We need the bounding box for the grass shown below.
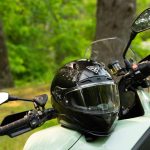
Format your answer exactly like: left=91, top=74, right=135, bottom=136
left=0, top=84, right=58, bottom=150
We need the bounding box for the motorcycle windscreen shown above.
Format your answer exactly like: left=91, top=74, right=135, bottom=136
left=85, top=37, right=126, bottom=69
left=65, top=84, right=120, bottom=114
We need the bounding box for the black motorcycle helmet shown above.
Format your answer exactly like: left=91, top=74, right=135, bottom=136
left=51, top=59, right=120, bottom=137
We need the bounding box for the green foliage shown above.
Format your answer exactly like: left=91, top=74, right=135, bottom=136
left=0, top=0, right=96, bottom=86
left=137, top=0, right=150, bottom=13
left=128, top=30, right=150, bottom=62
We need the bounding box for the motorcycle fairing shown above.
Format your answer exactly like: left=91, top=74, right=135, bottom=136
left=24, top=116, right=150, bottom=150
left=23, top=125, right=81, bottom=150
left=132, top=127, right=150, bottom=150
left=24, top=90, right=150, bottom=150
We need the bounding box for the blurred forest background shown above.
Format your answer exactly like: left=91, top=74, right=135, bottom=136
left=0, top=0, right=150, bottom=149
left=0, top=0, right=149, bottom=88
left=0, top=0, right=96, bottom=88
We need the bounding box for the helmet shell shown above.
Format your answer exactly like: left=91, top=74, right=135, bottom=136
left=51, top=59, right=119, bottom=136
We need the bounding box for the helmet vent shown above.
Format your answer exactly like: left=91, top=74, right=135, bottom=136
left=80, top=80, right=92, bottom=84
left=73, top=63, right=78, bottom=69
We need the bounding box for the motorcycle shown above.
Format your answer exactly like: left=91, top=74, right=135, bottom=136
left=1, top=8, right=150, bottom=150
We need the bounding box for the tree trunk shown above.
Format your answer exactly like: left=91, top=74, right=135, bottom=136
left=0, top=21, right=13, bottom=89
left=91, top=0, right=136, bottom=66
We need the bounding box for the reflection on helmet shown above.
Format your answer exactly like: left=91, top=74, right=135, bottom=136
left=51, top=59, right=120, bottom=137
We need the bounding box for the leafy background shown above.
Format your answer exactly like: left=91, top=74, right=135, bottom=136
left=0, top=0, right=96, bottom=86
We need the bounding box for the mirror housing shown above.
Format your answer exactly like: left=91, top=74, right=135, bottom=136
left=0, top=92, right=9, bottom=104
left=132, top=8, right=150, bottom=33
left=123, top=8, right=150, bottom=60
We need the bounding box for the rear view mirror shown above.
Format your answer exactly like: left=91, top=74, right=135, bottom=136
left=0, top=92, right=9, bottom=104
left=132, top=8, right=150, bottom=33
left=123, top=8, right=150, bottom=59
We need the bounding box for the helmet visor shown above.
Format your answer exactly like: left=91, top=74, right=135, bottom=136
left=65, top=83, right=120, bottom=113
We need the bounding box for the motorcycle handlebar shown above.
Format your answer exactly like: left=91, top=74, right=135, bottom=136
left=0, top=108, right=56, bottom=137
left=138, top=61, right=150, bottom=79
left=0, top=116, right=30, bottom=136
left=122, top=61, right=150, bottom=89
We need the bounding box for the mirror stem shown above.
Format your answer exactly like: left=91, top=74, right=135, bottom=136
left=8, top=95, right=33, bottom=102
left=123, top=31, right=137, bottom=59
left=8, top=95, right=20, bottom=100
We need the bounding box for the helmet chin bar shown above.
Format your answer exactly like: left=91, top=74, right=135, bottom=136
left=59, top=110, right=118, bottom=142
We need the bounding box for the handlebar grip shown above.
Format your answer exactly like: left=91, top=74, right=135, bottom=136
left=0, top=115, right=30, bottom=136
left=138, top=61, right=150, bottom=78
left=0, top=108, right=57, bottom=137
